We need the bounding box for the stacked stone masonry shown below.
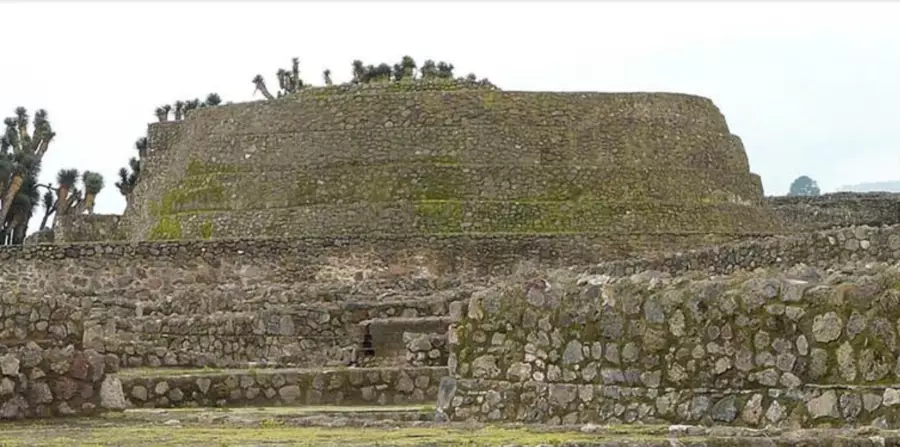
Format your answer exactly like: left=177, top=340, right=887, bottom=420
left=0, top=239, right=482, bottom=369
left=0, top=342, right=125, bottom=419
left=10, top=81, right=900, bottom=431
left=593, top=224, right=900, bottom=278
left=0, top=297, right=126, bottom=420
left=121, top=366, right=447, bottom=409
left=116, top=85, right=778, bottom=246
left=445, top=262, right=900, bottom=428
left=89, top=300, right=457, bottom=369
left=767, top=192, right=900, bottom=232
left=404, top=332, right=449, bottom=367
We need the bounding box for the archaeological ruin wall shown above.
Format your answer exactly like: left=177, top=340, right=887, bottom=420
left=120, top=366, right=447, bottom=410
left=444, top=261, right=900, bottom=428
left=5, top=236, right=581, bottom=370
left=113, top=83, right=780, bottom=259
left=767, top=192, right=900, bottom=232
left=593, top=224, right=900, bottom=277
left=0, top=296, right=125, bottom=420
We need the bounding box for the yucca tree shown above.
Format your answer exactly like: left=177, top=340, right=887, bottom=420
left=38, top=189, right=55, bottom=230
left=0, top=107, right=53, bottom=236
left=183, top=98, right=202, bottom=118
left=252, top=74, right=275, bottom=100
left=351, top=60, right=365, bottom=84
left=173, top=101, right=185, bottom=121
left=0, top=151, right=41, bottom=244
left=420, top=60, right=438, bottom=79
left=7, top=174, right=40, bottom=244
left=276, top=68, right=288, bottom=94
left=436, top=61, right=455, bottom=79
left=155, top=106, right=169, bottom=122
left=55, top=168, right=79, bottom=216
left=79, top=171, right=104, bottom=214
left=393, top=56, right=417, bottom=81
left=116, top=157, right=140, bottom=196
left=204, top=93, right=222, bottom=106
left=135, top=136, right=148, bottom=157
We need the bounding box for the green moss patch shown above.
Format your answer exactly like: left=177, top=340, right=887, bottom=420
left=148, top=216, right=182, bottom=240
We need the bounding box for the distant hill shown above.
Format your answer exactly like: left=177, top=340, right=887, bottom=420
left=837, top=181, right=900, bottom=193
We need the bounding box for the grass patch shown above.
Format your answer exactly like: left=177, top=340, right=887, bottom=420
left=0, top=423, right=680, bottom=447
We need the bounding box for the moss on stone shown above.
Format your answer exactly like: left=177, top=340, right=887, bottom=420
left=186, top=160, right=245, bottom=176
left=415, top=201, right=464, bottom=233
left=156, top=184, right=227, bottom=216
left=149, top=216, right=182, bottom=240
left=128, top=89, right=778, bottom=241
left=483, top=91, right=496, bottom=109
left=199, top=220, right=214, bottom=239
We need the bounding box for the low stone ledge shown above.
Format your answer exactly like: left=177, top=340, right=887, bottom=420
left=449, top=379, right=900, bottom=428
left=120, top=366, right=447, bottom=409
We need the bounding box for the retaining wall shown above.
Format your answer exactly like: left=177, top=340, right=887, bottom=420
left=0, top=343, right=125, bottom=419
left=121, top=366, right=447, bottom=409
left=0, top=297, right=125, bottom=420
left=86, top=299, right=455, bottom=369
left=445, top=262, right=900, bottom=428
left=592, top=224, right=900, bottom=277
left=767, top=193, right=900, bottom=231
left=119, top=85, right=776, bottom=243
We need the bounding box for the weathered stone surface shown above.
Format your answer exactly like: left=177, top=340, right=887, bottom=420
left=812, top=312, right=843, bottom=343
left=117, top=367, right=445, bottom=410
left=448, top=262, right=900, bottom=428
left=0, top=355, right=21, bottom=377
left=0, top=342, right=121, bottom=420
left=99, top=376, right=126, bottom=410
left=807, top=391, right=839, bottom=419
left=115, top=88, right=778, bottom=243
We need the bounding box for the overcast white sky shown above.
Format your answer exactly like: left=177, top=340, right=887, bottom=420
left=1, top=1, right=898, bottom=222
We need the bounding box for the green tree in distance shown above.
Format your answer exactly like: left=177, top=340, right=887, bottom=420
left=788, top=175, right=821, bottom=197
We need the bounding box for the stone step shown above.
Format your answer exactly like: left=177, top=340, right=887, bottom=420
left=118, top=366, right=448, bottom=410
left=125, top=405, right=437, bottom=425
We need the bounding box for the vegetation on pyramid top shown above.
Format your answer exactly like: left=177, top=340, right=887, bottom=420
left=252, top=55, right=497, bottom=101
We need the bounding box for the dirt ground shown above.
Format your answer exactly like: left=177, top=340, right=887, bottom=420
left=0, top=406, right=897, bottom=446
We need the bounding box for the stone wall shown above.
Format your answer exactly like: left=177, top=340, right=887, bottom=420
left=0, top=342, right=125, bottom=419
left=0, top=296, right=83, bottom=348
left=52, top=214, right=125, bottom=243
left=592, top=224, right=900, bottom=277
left=119, top=84, right=778, bottom=246
left=767, top=193, right=900, bottom=232
left=86, top=299, right=456, bottom=369
left=444, top=262, right=900, bottom=428
left=404, top=332, right=448, bottom=367
left=0, top=233, right=764, bottom=294
left=121, top=366, right=447, bottom=409
left=0, top=297, right=125, bottom=420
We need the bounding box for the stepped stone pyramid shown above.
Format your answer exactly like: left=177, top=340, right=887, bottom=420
left=119, top=82, right=781, bottom=254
